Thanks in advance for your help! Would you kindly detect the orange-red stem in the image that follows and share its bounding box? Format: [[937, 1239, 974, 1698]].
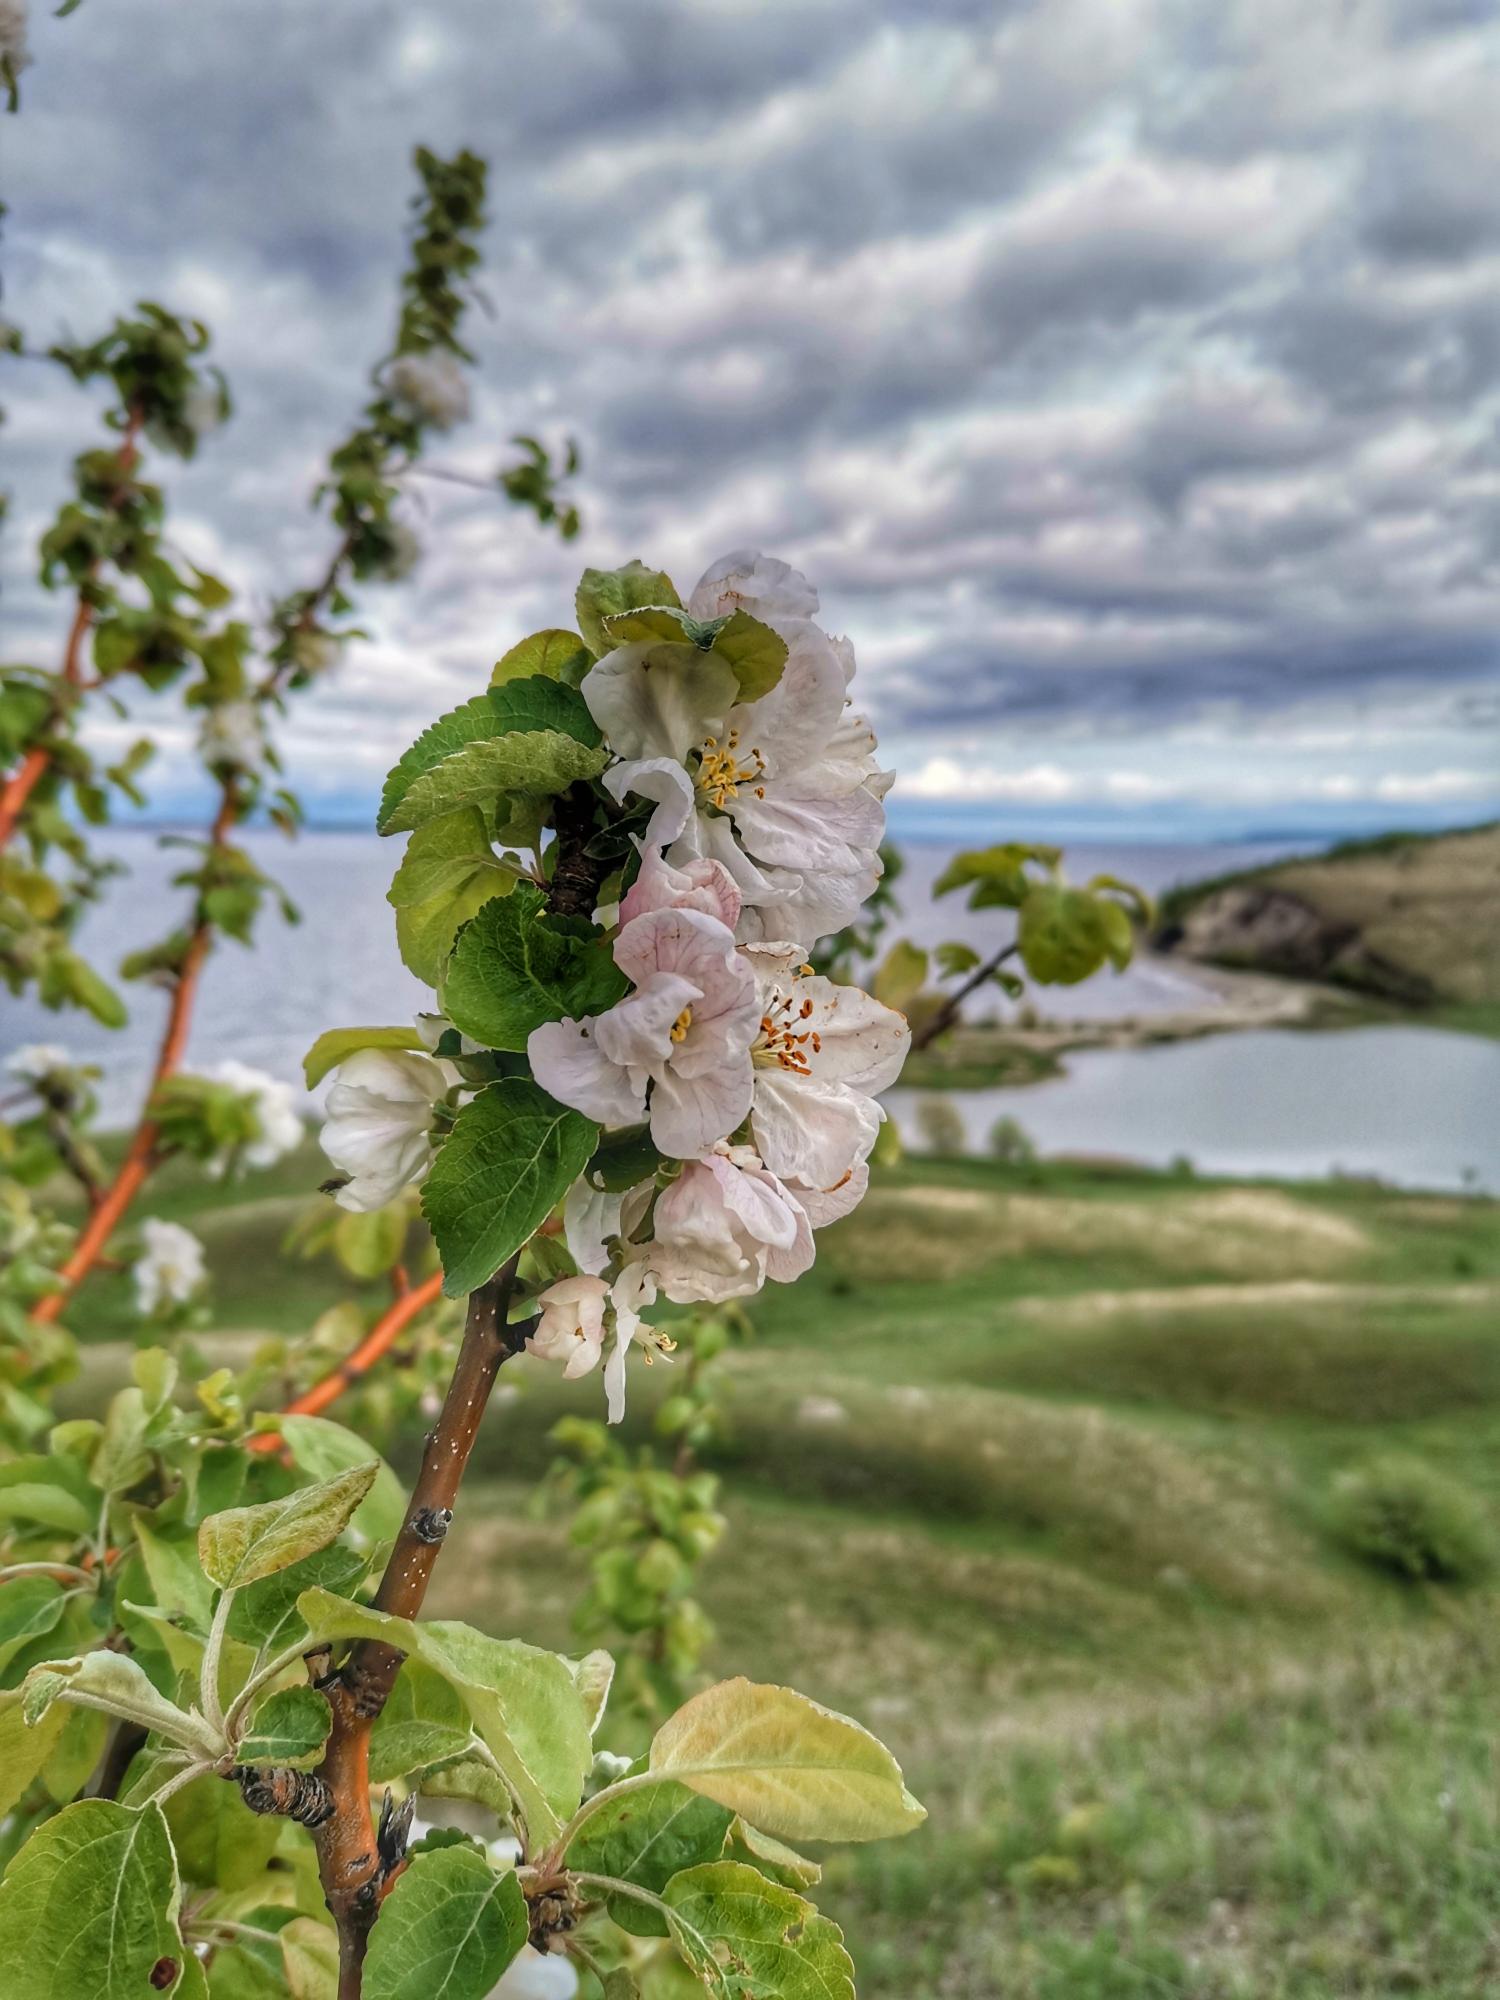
[[30, 786, 235, 1325], [247, 1270, 446, 1451]]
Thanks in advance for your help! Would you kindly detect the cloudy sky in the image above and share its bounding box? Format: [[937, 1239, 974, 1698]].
[[6, 0, 1500, 842]]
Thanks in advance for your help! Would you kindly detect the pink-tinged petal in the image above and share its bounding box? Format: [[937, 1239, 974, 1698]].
[[613, 908, 751, 1022], [649, 1060, 754, 1158], [761, 1199, 815, 1284], [621, 846, 741, 930], [644, 1243, 763, 1305], [702, 1150, 801, 1249], [655, 1160, 745, 1263], [687, 550, 819, 632], [528, 1017, 646, 1128], [789, 1158, 869, 1229], [752, 1069, 882, 1187], [604, 758, 694, 848], [593, 972, 701, 1072], [583, 643, 737, 762]]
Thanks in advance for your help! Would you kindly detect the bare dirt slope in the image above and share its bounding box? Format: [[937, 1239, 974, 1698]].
[[1155, 822, 1500, 1003]]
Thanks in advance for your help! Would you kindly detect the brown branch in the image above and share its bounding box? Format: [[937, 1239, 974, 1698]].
[[245, 1270, 446, 1453], [0, 416, 141, 855], [308, 1259, 527, 1995], [30, 782, 239, 1326], [909, 940, 1021, 1054]]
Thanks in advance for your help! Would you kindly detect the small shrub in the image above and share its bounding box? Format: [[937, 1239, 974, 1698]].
[[1328, 1456, 1495, 1584], [916, 1094, 967, 1155], [988, 1114, 1036, 1164]]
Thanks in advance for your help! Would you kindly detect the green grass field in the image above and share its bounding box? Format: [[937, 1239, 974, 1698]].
[[60, 1142, 1500, 1996]]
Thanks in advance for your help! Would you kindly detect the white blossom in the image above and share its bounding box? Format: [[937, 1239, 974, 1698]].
[[198, 700, 265, 775], [183, 381, 225, 441], [319, 1048, 455, 1211], [742, 944, 909, 1189], [388, 351, 470, 431], [526, 1267, 670, 1424], [486, 1946, 578, 1999], [5, 1043, 70, 1084], [290, 629, 341, 677], [528, 905, 759, 1158], [134, 1218, 206, 1315], [586, 551, 890, 948], [382, 518, 423, 580], [207, 1059, 303, 1169]]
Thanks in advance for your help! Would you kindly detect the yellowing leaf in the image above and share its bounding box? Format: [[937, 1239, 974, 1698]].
[[663, 1861, 854, 2000], [649, 1678, 926, 1844], [198, 1460, 378, 1589]]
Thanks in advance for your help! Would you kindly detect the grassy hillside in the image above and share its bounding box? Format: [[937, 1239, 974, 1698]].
[[59, 1142, 1500, 1996], [1155, 821, 1500, 1014]]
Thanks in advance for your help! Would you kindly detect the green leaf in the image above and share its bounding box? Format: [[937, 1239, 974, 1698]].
[[709, 609, 787, 704], [226, 1544, 367, 1654], [487, 675, 602, 748], [421, 1079, 598, 1298], [492, 628, 593, 688], [934, 941, 980, 978], [0, 1693, 67, 1817], [872, 940, 928, 1013], [21, 1650, 221, 1757], [726, 1821, 822, 1891], [442, 884, 626, 1051], [297, 1588, 593, 1848], [368, 1660, 475, 1785], [134, 1518, 215, 1629], [933, 842, 1058, 910], [198, 1461, 378, 1589], [378, 695, 514, 835], [0, 1457, 94, 1536], [236, 1686, 332, 1768], [334, 1204, 409, 1279], [649, 1678, 926, 1844], [663, 1861, 854, 2000], [281, 1917, 340, 2000], [383, 731, 608, 837], [0, 1579, 68, 1663], [303, 1026, 427, 1089], [599, 605, 694, 647], [363, 1847, 528, 2000], [576, 561, 681, 656], [586, 1122, 665, 1194], [280, 1416, 407, 1548], [0, 1799, 197, 2000], [393, 811, 514, 987], [164, 1772, 280, 1894], [567, 1780, 732, 1938], [1016, 884, 1111, 986]]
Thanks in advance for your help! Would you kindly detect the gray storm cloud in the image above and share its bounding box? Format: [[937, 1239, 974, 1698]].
[[4, 0, 1497, 824]]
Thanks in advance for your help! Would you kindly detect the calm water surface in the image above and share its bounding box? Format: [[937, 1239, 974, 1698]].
[[5, 830, 1494, 1193]]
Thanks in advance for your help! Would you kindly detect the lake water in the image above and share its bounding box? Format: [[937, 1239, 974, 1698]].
[[4, 829, 1496, 1194]]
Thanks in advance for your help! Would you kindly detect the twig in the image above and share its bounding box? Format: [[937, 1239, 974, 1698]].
[[30, 782, 239, 1325], [909, 941, 1021, 1053], [308, 1258, 527, 1995], [0, 415, 141, 853], [245, 1270, 446, 1453]]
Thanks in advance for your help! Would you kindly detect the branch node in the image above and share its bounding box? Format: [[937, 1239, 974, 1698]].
[[235, 1765, 336, 1828], [410, 1506, 452, 1545]]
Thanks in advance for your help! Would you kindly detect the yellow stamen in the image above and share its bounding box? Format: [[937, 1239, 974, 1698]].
[[696, 733, 766, 810], [670, 1006, 694, 1044]]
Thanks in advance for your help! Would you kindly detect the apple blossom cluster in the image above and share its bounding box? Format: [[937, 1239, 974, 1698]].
[[318, 551, 906, 1422], [386, 351, 471, 432]]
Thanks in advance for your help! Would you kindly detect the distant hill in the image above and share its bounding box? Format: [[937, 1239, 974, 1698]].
[[1154, 822, 1500, 1006]]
